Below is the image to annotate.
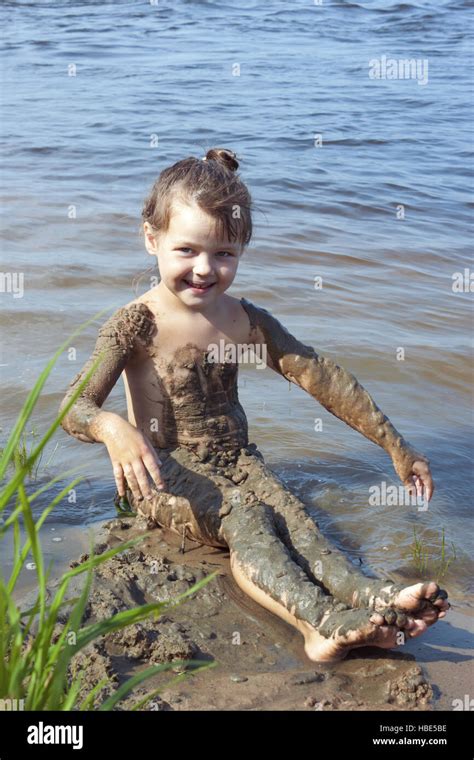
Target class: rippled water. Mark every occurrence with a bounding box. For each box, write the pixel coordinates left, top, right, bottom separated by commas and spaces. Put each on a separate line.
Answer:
1, 1, 472, 604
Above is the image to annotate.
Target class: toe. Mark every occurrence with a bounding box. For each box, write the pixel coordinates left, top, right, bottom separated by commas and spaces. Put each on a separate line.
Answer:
426, 581, 442, 602
369, 612, 386, 626
406, 619, 428, 638
420, 607, 440, 625
380, 608, 397, 625
432, 589, 449, 608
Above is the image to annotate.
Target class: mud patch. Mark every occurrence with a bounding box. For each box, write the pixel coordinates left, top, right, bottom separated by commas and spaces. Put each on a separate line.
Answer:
19, 516, 435, 711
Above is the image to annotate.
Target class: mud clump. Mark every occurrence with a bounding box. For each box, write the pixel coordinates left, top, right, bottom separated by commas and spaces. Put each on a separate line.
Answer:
387, 665, 432, 707
60, 519, 437, 710
105, 620, 196, 664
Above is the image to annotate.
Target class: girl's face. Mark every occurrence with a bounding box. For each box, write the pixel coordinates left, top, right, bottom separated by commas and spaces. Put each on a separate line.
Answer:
144, 200, 244, 312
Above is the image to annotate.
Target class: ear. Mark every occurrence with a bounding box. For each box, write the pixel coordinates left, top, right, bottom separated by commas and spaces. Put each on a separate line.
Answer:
143, 222, 159, 256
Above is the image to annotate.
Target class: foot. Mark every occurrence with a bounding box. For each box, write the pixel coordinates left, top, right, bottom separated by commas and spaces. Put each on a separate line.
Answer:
365, 580, 450, 627
302, 607, 425, 663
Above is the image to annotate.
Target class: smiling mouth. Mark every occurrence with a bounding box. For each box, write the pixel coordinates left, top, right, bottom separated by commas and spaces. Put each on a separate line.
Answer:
183, 280, 216, 290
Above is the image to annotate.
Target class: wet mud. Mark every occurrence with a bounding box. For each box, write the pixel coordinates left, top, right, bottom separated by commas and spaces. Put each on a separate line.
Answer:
21, 517, 434, 711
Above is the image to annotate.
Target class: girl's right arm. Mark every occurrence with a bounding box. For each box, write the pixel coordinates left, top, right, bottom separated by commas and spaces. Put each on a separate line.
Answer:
59, 302, 166, 500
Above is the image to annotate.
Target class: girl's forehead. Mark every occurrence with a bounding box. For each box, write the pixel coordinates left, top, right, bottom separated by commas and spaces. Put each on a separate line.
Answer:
169, 201, 215, 229
168, 205, 235, 246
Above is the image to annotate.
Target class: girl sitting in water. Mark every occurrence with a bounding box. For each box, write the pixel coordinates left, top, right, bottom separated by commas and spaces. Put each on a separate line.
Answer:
59, 147, 449, 662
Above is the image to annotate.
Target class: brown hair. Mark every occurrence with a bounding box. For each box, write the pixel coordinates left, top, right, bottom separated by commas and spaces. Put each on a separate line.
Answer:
141, 147, 253, 248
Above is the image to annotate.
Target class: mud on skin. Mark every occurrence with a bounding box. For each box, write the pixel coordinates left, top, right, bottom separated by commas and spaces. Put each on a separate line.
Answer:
24, 530, 433, 711
59, 299, 448, 650
128, 442, 445, 647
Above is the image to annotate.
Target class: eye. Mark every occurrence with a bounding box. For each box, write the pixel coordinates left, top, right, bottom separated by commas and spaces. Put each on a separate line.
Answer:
216, 251, 233, 257
178, 247, 193, 253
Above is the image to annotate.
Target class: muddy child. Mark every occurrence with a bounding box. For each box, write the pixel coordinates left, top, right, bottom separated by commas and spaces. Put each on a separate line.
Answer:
59, 147, 450, 662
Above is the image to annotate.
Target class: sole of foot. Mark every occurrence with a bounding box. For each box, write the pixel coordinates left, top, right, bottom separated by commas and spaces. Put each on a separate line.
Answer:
303, 607, 426, 663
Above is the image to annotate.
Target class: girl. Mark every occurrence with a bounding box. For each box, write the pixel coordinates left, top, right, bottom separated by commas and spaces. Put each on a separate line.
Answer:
59, 147, 449, 662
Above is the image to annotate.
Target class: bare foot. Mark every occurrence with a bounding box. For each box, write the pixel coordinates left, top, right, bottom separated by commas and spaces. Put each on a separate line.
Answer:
302, 607, 424, 663
371, 581, 450, 626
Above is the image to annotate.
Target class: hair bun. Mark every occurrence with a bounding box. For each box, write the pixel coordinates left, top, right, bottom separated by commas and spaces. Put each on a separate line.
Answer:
204, 147, 239, 173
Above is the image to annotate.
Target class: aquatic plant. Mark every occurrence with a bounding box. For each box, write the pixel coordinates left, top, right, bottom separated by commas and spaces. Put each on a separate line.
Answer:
0, 309, 217, 710
411, 526, 457, 581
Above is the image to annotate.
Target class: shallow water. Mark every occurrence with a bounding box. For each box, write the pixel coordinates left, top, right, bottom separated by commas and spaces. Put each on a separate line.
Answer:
1, 1, 472, 606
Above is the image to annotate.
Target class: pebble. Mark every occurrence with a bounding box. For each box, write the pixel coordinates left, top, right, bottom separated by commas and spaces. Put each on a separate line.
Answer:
230, 674, 248, 683
290, 672, 325, 686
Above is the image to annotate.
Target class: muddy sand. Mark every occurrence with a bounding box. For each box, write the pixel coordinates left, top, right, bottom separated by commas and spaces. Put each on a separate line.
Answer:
18, 513, 471, 712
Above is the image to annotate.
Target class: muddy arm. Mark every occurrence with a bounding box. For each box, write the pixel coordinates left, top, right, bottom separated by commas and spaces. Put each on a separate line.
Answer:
58, 303, 156, 444
241, 298, 428, 481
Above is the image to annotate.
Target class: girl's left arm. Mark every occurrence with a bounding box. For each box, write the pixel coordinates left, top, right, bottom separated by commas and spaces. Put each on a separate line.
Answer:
241, 298, 434, 501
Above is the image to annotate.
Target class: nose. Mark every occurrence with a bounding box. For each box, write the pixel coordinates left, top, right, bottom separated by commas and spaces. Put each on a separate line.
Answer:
193, 253, 214, 278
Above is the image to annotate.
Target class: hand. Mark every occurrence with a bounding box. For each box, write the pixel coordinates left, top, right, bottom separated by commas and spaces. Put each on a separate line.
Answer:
102, 418, 166, 502
391, 445, 434, 503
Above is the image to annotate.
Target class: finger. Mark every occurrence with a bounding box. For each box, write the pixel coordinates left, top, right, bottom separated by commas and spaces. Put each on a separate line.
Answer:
123, 463, 142, 502
404, 477, 416, 499
417, 472, 432, 503
413, 461, 434, 502
132, 460, 154, 500
423, 471, 434, 502
142, 451, 166, 491
112, 463, 126, 498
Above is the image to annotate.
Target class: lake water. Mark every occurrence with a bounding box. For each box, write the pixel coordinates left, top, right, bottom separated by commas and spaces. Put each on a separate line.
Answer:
1, 0, 473, 610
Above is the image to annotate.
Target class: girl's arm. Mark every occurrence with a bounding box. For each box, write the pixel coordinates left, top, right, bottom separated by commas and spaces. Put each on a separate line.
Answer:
241, 298, 433, 498
58, 302, 156, 444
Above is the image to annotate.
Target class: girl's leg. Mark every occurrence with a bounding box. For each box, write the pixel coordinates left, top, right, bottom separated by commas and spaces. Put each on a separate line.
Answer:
219, 496, 418, 662
233, 445, 449, 624
125, 445, 422, 662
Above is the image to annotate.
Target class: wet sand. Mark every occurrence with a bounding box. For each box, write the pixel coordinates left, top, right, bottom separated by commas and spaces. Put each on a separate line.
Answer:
15, 517, 473, 712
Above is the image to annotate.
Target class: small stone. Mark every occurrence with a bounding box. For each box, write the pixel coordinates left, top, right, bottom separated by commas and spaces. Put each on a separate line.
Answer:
195, 444, 209, 462
230, 674, 248, 683
290, 672, 325, 686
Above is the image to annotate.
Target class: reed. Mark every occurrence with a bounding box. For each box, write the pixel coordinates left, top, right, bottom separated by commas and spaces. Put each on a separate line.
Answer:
411, 526, 457, 581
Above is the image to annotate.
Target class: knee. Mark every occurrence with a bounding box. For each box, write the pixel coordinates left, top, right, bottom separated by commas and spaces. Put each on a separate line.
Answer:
219, 500, 279, 553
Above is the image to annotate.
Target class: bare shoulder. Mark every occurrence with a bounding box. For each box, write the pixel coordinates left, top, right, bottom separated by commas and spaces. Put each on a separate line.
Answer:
238, 296, 311, 360
220, 294, 255, 343
104, 295, 157, 346
125, 288, 168, 322
238, 296, 280, 339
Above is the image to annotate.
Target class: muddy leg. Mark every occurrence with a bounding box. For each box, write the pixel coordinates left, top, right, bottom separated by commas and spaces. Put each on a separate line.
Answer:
122, 446, 231, 549
235, 446, 449, 625
220, 497, 422, 662
220, 497, 345, 627
120, 443, 433, 661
